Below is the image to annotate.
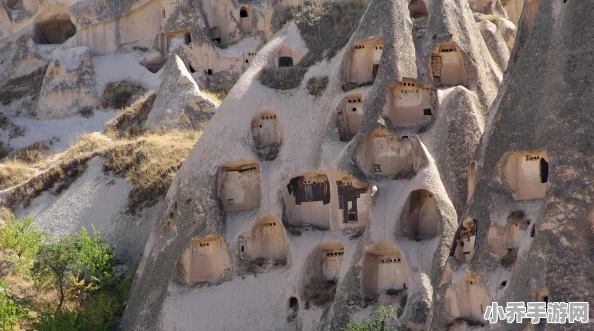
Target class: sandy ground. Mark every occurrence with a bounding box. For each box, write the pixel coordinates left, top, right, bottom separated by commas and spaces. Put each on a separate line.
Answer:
8, 110, 117, 151
17, 157, 130, 237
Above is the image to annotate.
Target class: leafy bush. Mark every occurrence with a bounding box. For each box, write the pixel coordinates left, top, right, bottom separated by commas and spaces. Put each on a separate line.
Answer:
31, 227, 118, 311
343, 306, 399, 331
0, 279, 30, 331
33, 309, 89, 331
31, 237, 79, 311
72, 227, 118, 290
0, 217, 129, 329
0, 216, 46, 272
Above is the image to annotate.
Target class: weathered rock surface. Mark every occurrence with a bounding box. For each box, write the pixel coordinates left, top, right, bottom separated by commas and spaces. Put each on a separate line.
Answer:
36, 46, 97, 120
144, 54, 217, 131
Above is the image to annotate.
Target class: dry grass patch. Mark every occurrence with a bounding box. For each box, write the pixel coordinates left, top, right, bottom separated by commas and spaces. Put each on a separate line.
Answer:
104, 93, 156, 139
2, 157, 91, 209
62, 133, 115, 160
201, 90, 224, 105
0, 130, 201, 213
101, 81, 146, 110
10, 142, 49, 165
103, 131, 201, 212
0, 161, 37, 190
481, 14, 504, 26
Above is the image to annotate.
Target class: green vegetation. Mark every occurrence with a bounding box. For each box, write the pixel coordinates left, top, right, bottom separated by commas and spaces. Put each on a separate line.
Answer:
0, 216, 45, 272
343, 306, 399, 331
0, 279, 30, 331
0, 216, 132, 330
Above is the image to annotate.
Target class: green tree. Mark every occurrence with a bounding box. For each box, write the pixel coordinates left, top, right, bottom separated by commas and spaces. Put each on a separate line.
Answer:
343, 306, 399, 331
31, 226, 118, 311
0, 278, 30, 331
0, 216, 46, 271
31, 237, 78, 311
72, 227, 118, 291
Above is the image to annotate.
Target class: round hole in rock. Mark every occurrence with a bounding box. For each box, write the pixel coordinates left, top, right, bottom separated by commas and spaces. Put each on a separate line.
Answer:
283, 171, 330, 230
289, 297, 298, 312
445, 274, 492, 322
301, 242, 343, 306
218, 160, 261, 212
34, 16, 77, 44
337, 93, 364, 141
401, 189, 439, 240
251, 109, 282, 159
430, 41, 468, 87
179, 234, 229, 284
237, 215, 286, 262
499, 281, 507, 289
530, 225, 536, 237
501, 150, 549, 200
361, 242, 408, 299
336, 174, 371, 225
356, 125, 416, 177
348, 37, 383, 85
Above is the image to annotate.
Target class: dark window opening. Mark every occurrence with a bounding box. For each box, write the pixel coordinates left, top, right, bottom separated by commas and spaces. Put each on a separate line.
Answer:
211, 27, 221, 45
240, 9, 248, 17
338, 181, 366, 223
289, 297, 298, 312
423, 108, 432, 115
540, 158, 549, 183
189, 64, 195, 73
279, 56, 293, 68
352, 107, 357, 112
372, 64, 379, 80
184, 32, 191, 45
245, 59, 249, 64
241, 246, 244, 252
347, 213, 357, 222
286, 176, 330, 205
207, 69, 213, 75
531, 225, 535, 237
34, 19, 77, 45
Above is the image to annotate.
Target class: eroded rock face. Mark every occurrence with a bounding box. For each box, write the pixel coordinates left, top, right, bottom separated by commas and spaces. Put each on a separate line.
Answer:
143, 54, 217, 131
36, 47, 97, 120
433, 1, 594, 330
120, 0, 507, 330
4, 0, 587, 330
